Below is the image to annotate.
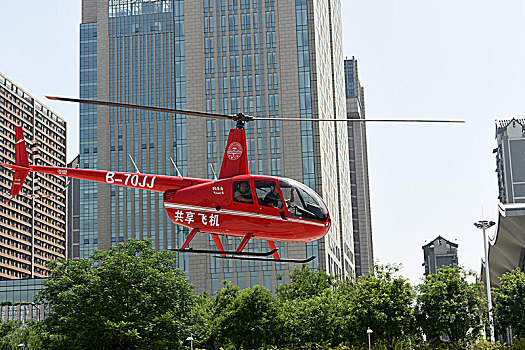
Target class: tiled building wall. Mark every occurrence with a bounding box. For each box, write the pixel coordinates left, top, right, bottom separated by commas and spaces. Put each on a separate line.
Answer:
0, 73, 67, 279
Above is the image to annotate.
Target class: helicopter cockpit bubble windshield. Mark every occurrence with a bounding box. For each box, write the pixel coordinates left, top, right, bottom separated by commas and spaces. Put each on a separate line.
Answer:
278, 178, 329, 223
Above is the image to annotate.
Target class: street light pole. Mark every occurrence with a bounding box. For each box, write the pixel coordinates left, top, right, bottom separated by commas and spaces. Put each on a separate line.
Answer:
474, 219, 496, 343
186, 335, 194, 350
367, 327, 373, 350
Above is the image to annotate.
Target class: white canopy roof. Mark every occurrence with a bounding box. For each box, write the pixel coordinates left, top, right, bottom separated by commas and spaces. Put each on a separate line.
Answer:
485, 203, 525, 288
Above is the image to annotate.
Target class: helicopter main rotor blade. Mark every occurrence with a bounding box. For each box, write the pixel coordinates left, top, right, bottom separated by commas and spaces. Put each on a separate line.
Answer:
47, 96, 465, 124
255, 117, 465, 123
46, 96, 232, 120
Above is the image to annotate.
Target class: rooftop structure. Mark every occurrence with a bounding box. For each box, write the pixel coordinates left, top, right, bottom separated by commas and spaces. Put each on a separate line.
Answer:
422, 235, 458, 276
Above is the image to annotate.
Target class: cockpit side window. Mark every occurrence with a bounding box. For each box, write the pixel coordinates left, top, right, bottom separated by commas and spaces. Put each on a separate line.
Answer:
254, 181, 283, 209
279, 179, 329, 222
233, 181, 254, 204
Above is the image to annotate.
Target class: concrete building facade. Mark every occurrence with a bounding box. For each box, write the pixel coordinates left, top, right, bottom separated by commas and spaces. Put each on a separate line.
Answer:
0, 73, 67, 279
80, 0, 354, 293
422, 235, 458, 276
67, 155, 81, 260
343, 58, 373, 277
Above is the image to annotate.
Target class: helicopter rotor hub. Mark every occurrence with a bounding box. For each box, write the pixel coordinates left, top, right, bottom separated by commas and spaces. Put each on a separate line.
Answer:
232, 113, 253, 129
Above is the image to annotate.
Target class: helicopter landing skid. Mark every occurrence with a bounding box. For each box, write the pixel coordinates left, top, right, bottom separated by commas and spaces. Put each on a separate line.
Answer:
172, 248, 278, 257
215, 255, 316, 264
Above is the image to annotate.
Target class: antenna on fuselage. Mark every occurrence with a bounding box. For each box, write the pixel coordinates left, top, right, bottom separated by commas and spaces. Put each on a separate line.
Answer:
169, 157, 182, 177
128, 154, 141, 174
209, 164, 218, 181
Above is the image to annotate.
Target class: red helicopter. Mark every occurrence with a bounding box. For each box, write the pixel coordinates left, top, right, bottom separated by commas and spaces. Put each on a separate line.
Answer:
0, 96, 463, 263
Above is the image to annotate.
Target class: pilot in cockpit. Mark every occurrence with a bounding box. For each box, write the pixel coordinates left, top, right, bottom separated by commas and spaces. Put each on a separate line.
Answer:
263, 185, 281, 208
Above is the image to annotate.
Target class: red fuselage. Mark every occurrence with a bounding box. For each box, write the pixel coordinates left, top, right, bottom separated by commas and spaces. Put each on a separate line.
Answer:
163, 174, 331, 243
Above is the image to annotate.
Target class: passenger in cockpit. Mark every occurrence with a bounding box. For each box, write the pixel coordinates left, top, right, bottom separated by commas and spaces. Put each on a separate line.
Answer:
234, 181, 254, 204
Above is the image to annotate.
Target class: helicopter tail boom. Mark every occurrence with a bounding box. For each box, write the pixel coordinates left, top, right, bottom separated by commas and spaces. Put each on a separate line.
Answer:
28, 165, 201, 193
0, 127, 211, 198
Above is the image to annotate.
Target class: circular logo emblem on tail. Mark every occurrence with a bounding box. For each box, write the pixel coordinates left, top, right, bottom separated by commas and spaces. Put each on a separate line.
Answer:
227, 142, 243, 160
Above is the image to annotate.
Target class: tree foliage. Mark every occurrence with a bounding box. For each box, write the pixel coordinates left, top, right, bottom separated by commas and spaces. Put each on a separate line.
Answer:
345, 264, 418, 346
0, 320, 41, 350
493, 268, 525, 339
417, 265, 486, 344
36, 239, 195, 350
274, 264, 417, 348
276, 264, 335, 301
277, 288, 349, 347
9, 241, 501, 349
200, 281, 278, 349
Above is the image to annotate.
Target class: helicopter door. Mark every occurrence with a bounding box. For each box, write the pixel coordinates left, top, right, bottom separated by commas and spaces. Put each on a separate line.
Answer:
254, 180, 287, 220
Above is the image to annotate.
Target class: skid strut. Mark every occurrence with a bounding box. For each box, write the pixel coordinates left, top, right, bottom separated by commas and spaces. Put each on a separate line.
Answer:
173, 248, 278, 256
216, 255, 316, 264
179, 228, 199, 250
173, 230, 313, 262
173, 230, 277, 257
236, 233, 253, 252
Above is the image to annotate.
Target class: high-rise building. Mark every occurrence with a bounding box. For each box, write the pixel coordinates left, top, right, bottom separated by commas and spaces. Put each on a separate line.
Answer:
67, 155, 81, 260
484, 119, 525, 288
0, 72, 67, 279
80, 0, 354, 293
495, 118, 525, 205
422, 236, 458, 276
343, 58, 373, 277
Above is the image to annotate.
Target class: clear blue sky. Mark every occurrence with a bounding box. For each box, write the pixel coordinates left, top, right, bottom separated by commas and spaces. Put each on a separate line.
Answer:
1, 0, 523, 284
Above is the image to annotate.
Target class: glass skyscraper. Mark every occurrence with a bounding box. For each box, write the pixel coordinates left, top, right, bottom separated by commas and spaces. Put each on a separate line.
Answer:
80, 0, 355, 293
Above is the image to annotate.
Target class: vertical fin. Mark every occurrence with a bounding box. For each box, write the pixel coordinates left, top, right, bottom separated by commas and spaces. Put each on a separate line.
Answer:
218, 128, 249, 179
15, 126, 29, 168
10, 126, 30, 195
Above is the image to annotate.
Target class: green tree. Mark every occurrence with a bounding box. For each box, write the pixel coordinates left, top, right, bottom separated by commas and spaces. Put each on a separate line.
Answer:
345, 264, 418, 346
275, 265, 344, 348
277, 288, 348, 348
202, 281, 278, 349
0, 320, 41, 350
276, 264, 335, 301
493, 268, 525, 339
36, 239, 195, 350
417, 265, 486, 344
